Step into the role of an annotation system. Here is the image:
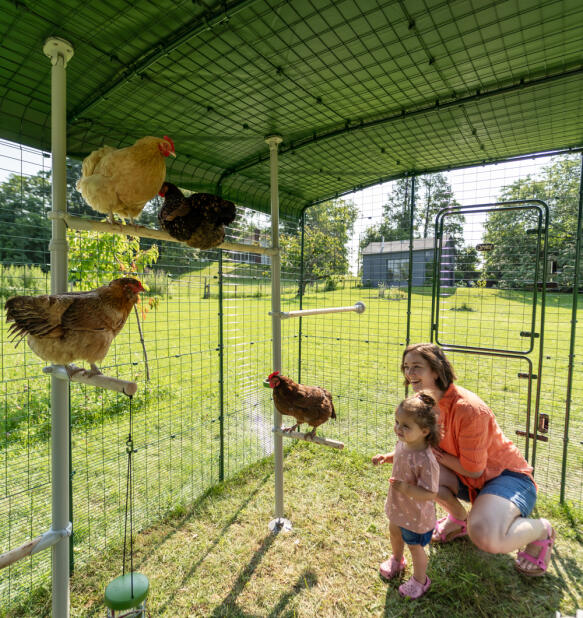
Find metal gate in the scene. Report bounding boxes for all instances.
[431,200,550,468]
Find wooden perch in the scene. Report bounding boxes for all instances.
[0,524,72,570]
[273,427,344,450]
[43,365,138,396]
[61,214,277,256]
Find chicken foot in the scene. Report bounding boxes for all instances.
[65,363,103,378]
[283,423,300,433]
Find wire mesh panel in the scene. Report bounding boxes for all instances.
[0,139,582,613]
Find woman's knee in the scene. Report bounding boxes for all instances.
[467,515,501,553]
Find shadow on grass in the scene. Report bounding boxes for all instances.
[208,530,317,617]
[154,472,273,615]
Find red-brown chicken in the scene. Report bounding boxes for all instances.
[76,136,176,222]
[267,371,336,438]
[5,278,144,376]
[158,182,236,249]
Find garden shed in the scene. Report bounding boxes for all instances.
[0,0,582,615]
[361,237,456,288]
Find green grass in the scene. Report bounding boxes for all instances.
[6,443,582,617]
[1,272,583,613]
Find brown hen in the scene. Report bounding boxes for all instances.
[267,371,336,438]
[5,278,144,376]
[76,136,175,222]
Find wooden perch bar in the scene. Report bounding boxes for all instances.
[0,524,71,570]
[273,427,344,450]
[274,301,366,320]
[43,364,138,396]
[62,214,277,256]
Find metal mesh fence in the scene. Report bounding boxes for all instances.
[0,141,581,611]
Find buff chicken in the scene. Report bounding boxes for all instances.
[76,136,176,222]
[158,182,236,249]
[5,278,144,376]
[267,371,336,438]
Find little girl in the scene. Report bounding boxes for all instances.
[372,391,441,599]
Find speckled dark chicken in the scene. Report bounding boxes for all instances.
[157,182,236,250]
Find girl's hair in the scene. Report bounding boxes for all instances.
[401,342,457,391]
[397,390,442,447]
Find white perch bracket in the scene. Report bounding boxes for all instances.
[0,523,72,570]
[273,427,344,450]
[43,364,138,396]
[271,301,365,319]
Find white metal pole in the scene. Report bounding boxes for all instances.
[265,135,290,531]
[43,36,74,618]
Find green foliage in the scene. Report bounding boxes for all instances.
[359,174,465,253]
[455,245,480,284]
[483,155,581,289]
[0,172,51,266]
[0,265,48,300]
[67,228,160,288]
[280,199,358,292]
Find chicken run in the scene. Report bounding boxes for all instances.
[1,1,583,616]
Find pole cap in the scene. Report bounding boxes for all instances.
[43,37,74,66]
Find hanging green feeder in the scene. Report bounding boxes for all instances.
[104,572,149,617]
[104,396,149,617]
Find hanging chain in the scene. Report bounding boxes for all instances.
[122,395,135,597]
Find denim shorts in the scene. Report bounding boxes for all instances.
[400,527,433,547]
[457,469,537,517]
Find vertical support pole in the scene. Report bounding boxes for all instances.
[298,209,306,383]
[406,176,416,348]
[43,36,74,618]
[218,250,225,482]
[405,176,416,397]
[560,154,583,502]
[530,202,549,470]
[265,135,291,532]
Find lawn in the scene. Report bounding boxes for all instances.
[7,443,583,617]
[1,267,582,613]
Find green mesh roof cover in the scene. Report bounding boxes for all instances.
[1,0,582,217]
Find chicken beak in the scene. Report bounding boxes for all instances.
[169,150,176,157]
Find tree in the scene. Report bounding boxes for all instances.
[454,245,480,285]
[0,172,51,266]
[280,199,358,292]
[359,174,464,254]
[482,155,580,289]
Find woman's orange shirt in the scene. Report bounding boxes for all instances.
[438,384,534,500]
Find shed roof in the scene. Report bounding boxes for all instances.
[362,238,441,255]
[1,0,582,219]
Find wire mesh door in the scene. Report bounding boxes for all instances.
[431,200,550,464]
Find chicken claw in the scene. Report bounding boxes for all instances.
[283,424,299,433]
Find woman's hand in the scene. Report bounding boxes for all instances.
[372,452,394,465]
[432,447,483,478]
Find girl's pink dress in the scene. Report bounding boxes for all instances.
[385,441,439,533]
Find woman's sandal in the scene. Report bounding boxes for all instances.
[515,519,556,576]
[432,513,468,543]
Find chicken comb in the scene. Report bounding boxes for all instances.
[267,370,280,380]
[163,135,175,152]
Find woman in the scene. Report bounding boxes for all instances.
[401,343,555,576]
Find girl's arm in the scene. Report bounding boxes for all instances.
[432,448,483,479]
[372,451,395,465]
[389,478,437,501]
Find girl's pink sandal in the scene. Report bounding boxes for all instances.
[515,519,555,576]
[432,514,468,543]
[379,555,406,579]
[399,575,431,599]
